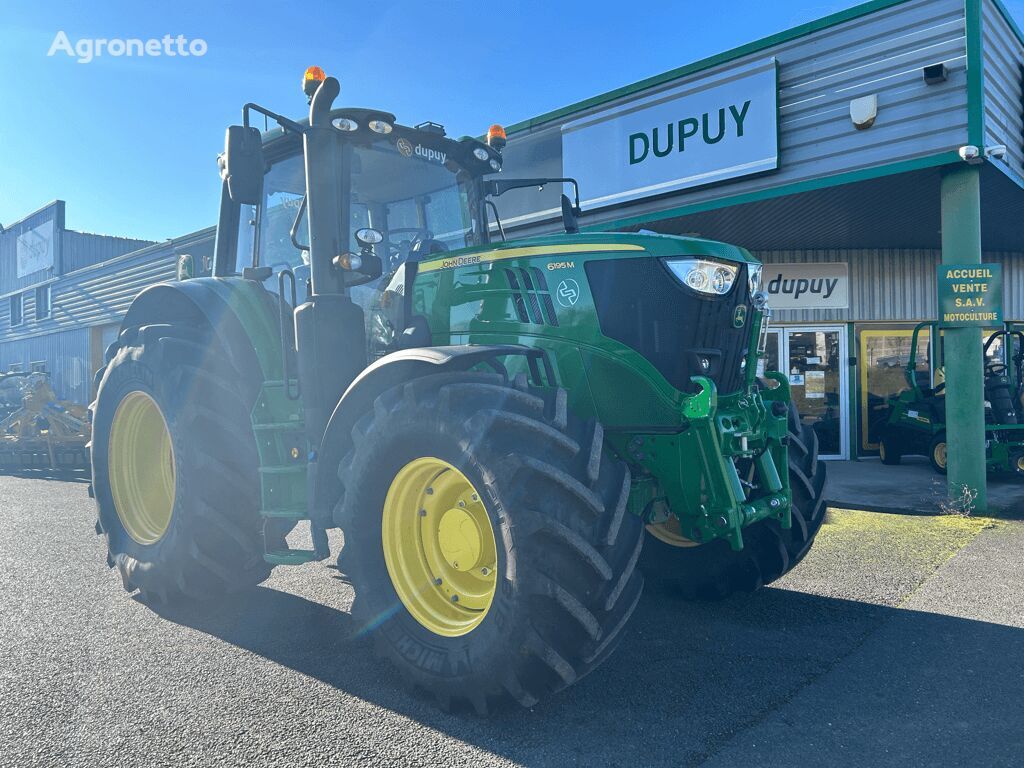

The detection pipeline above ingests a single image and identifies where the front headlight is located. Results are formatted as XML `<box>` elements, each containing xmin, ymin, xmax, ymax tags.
<box><xmin>664</xmin><ymin>259</ymin><xmax>738</xmax><ymax>296</ymax></box>
<box><xmin>747</xmin><ymin>263</ymin><xmax>763</xmax><ymax>294</ymax></box>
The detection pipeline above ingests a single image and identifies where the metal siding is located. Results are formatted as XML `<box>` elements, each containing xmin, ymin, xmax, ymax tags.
<box><xmin>497</xmin><ymin>0</ymin><xmax>968</xmax><ymax>232</ymax></box>
<box><xmin>61</xmin><ymin>230</ymin><xmax>154</xmax><ymax>274</ymax></box>
<box><xmin>757</xmin><ymin>248</ymin><xmax>1023</xmax><ymax>323</ymax></box>
<box><xmin>0</xmin><ymin>327</ymin><xmax>92</xmax><ymax>403</ymax></box>
<box><xmin>991</xmin><ymin>252</ymin><xmax>1024</xmax><ymax>319</ymax></box>
<box><xmin>982</xmin><ymin>0</ymin><xmax>1024</xmax><ymax>180</ymax></box>
<box><xmin>0</xmin><ymin>228</ymin><xmax>215</xmax><ymax>345</ymax></box>
<box><xmin>55</xmin><ymin>251</ymin><xmax>178</xmax><ymax>330</ymax></box>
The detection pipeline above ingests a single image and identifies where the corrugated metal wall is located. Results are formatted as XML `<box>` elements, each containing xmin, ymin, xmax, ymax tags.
<box><xmin>0</xmin><ymin>228</ymin><xmax>215</xmax><ymax>344</ymax></box>
<box><xmin>758</xmin><ymin>249</ymin><xmax>1023</xmax><ymax>323</ymax></box>
<box><xmin>982</xmin><ymin>0</ymin><xmax>1024</xmax><ymax>182</ymax></box>
<box><xmin>497</xmin><ymin>0</ymin><xmax>969</xmax><ymax>231</ymax></box>
<box><xmin>1</xmin><ymin>227</ymin><xmax>216</xmax><ymax>404</ymax></box>
<box><xmin>1</xmin><ymin>201</ymin><xmax>153</xmax><ymax>297</ymax></box>
<box><xmin>0</xmin><ymin>327</ymin><xmax>92</xmax><ymax>404</ymax></box>
<box><xmin>61</xmin><ymin>230</ymin><xmax>153</xmax><ymax>274</ymax></box>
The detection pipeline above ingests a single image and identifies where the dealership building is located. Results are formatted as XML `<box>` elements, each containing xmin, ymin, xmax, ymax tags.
<box><xmin>0</xmin><ymin>201</ymin><xmax>213</xmax><ymax>405</ymax></box>
<box><xmin>493</xmin><ymin>0</ymin><xmax>1023</xmax><ymax>494</ymax></box>
<box><xmin>1</xmin><ymin>0</ymin><xmax>1022</xmax><ymax>502</ymax></box>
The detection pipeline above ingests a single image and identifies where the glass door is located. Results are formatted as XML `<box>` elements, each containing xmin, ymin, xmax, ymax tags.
<box><xmin>760</xmin><ymin>326</ymin><xmax>848</xmax><ymax>458</ymax></box>
<box><xmin>784</xmin><ymin>327</ymin><xmax>848</xmax><ymax>459</ymax></box>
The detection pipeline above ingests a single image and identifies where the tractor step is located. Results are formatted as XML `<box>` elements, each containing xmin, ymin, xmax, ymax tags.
<box><xmin>259</xmin><ymin>507</ymin><xmax>309</xmax><ymax>520</ymax></box>
<box><xmin>257</xmin><ymin>465</ymin><xmax>306</xmax><ymax>476</ymax></box>
<box><xmin>264</xmin><ymin>549</ymin><xmax>320</xmax><ymax>565</ymax></box>
<box><xmin>252</xmin><ymin>421</ymin><xmax>306</xmax><ymax>431</ymax></box>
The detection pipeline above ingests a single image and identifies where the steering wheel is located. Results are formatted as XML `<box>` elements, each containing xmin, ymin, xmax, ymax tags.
<box><xmin>386</xmin><ymin>227</ymin><xmax>432</xmax><ymax>253</ymax></box>
<box><xmin>986</xmin><ymin>362</ymin><xmax>1008</xmax><ymax>378</ymax></box>
<box><xmin>373</xmin><ymin>227</ymin><xmax>428</xmax><ymax>270</ymax></box>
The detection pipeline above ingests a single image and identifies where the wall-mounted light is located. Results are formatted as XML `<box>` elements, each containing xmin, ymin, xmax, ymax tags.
<box><xmin>850</xmin><ymin>94</ymin><xmax>878</xmax><ymax>130</ymax></box>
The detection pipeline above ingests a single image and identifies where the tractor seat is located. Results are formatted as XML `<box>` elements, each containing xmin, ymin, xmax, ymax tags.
<box><xmin>986</xmin><ymin>379</ymin><xmax>1019</xmax><ymax>424</ymax></box>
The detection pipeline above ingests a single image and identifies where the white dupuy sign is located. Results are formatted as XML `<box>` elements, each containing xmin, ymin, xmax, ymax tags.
<box><xmin>16</xmin><ymin>219</ymin><xmax>55</xmax><ymax>278</ymax></box>
<box><xmin>561</xmin><ymin>58</ymin><xmax>779</xmax><ymax>209</ymax></box>
<box><xmin>763</xmin><ymin>263</ymin><xmax>850</xmax><ymax>310</ymax></box>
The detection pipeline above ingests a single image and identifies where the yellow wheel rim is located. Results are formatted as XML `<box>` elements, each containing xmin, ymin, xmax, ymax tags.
<box><xmin>1017</xmin><ymin>456</ymin><xmax>1024</xmax><ymax>472</ymax></box>
<box><xmin>108</xmin><ymin>391</ymin><xmax>176</xmax><ymax>546</ymax></box>
<box><xmin>646</xmin><ymin>516</ymin><xmax>700</xmax><ymax>548</ymax></box>
<box><xmin>382</xmin><ymin>457</ymin><xmax>497</xmax><ymax>637</ymax></box>
<box><xmin>934</xmin><ymin>441</ymin><xmax>948</xmax><ymax>470</ymax></box>
<box><xmin>878</xmin><ymin>442</ymin><xmax>887</xmax><ymax>462</ymax></box>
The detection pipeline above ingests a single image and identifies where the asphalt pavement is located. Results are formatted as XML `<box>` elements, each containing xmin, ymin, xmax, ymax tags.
<box><xmin>1</xmin><ymin>473</ymin><xmax>1022</xmax><ymax>767</ymax></box>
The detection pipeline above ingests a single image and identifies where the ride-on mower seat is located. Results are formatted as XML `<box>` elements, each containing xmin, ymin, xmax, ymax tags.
<box><xmin>986</xmin><ymin>379</ymin><xmax>1019</xmax><ymax>424</ymax></box>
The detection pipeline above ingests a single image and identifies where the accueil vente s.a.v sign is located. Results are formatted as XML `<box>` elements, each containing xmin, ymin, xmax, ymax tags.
<box><xmin>561</xmin><ymin>58</ymin><xmax>779</xmax><ymax>209</ymax></box>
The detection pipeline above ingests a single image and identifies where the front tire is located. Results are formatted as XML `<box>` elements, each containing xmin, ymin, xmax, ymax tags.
<box><xmin>335</xmin><ymin>372</ymin><xmax>644</xmax><ymax>714</ymax></box>
<box><xmin>879</xmin><ymin>430</ymin><xmax>902</xmax><ymax>465</ymax></box>
<box><xmin>641</xmin><ymin>403</ymin><xmax>827</xmax><ymax>599</ymax></box>
<box><xmin>929</xmin><ymin>431</ymin><xmax>948</xmax><ymax>475</ymax></box>
<box><xmin>91</xmin><ymin>324</ymin><xmax>272</xmax><ymax>602</ymax></box>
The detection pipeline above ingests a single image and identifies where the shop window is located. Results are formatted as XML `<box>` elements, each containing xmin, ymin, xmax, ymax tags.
<box><xmin>859</xmin><ymin>327</ymin><xmax>930</xmax><ymax>452</ymax></box>
<box><xmin>9</xmin><ymin>294</ymin><xmax>24</xmax><ymax>327</ymax></box>
<box><xmin>35</xmin><ymin>285</ymin><xmax>51</xmax><ymax>320</ymax></box>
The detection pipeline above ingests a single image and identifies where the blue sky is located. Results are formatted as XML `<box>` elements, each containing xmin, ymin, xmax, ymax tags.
<box><xmin>1</xmin><ymin>0</ymin><xmax>1022</xmax><ymax>241</ymax></box>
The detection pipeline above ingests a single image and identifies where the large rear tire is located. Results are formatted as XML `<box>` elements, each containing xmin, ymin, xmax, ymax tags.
<box><xmin>640</xmin><ymin>403</ymin><xmax>827</xmax><ymax>599</ymax></box>
<box><xmin>91</xmin><ymin>324</ymin><xmax>273</xmax><ymax>602</ymax></box>
<box><xmin>334</xmin><ymin>372</ymin><xmax>644</xmax><ymax>714</ymax></box>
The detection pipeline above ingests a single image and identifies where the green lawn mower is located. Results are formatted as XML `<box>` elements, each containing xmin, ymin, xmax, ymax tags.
<box><xmin>89</xmin><ymin>67</ymin><xmax>826</xmax><ymax>713</ymax></box>
<box><xmin>880</xmin><ymin>321</ymin><xmax>1024</xmax><ymax>475</ymax></box>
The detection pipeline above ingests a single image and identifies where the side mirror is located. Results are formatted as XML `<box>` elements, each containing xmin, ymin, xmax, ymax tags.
<box><xmin>220</xmin><ymin>125</ymin><xmax>264</xmax><ymax>205</ymax></box>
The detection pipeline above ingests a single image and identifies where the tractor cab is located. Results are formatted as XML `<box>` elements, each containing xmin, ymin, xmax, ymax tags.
<box><xmin>215</xmin><ymin>68</ymin><xmax>577</xmax><ymax>307</ymax></box>
<box><xmin>222</xmin><ymin>108</ymin><xmax>497</xmax><ymax>290</ymax></box>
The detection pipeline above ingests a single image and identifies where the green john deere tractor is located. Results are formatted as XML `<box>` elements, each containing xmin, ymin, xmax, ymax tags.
<box><xmin>90</xmin><ymin>68</ymin><xmax>826</xmax><ymax>713</ymax></box>
<box><xmin>879</xmin><ymin>321</ymin><xmax>1024</xmax><ymax>475</ymax></box>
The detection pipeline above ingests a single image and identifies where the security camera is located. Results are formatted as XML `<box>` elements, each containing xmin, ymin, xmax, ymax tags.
<box><xmin>958</xmin><ymin>145</ymin><xmax>981</xmax><ymax>163</ymax></box>
<box><xmin>985</xmin><ymin>144</ymin><xmax>1008</xmax><ymax>160</ymax></box>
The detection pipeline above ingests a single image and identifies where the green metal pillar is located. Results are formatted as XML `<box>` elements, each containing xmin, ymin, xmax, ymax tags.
<box><xmin>940</xmin><ymin>164</ymin><xmax>987</xmax><ymax>513</ymax></box>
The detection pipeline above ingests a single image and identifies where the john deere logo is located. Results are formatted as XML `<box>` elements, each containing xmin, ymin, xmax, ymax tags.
<box><xmin>733</xmin><ymin>305</ymin><xmax>747</xmax><ymax>328</ymax></box>
<box><xmin>397</xmin><ymin>138</ymin><xmax>413</xmax><ymax>157</ymax></box>
<box><xmin>556</xmin><ymin>279</ymin><xmax>580</xmax><ymax>307</ymax></box>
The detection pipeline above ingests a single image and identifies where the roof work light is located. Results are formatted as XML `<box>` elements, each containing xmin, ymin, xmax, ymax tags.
<box><xmin>303</xmin><ymin>66</ymin><xmax>327</xmax><ymax>102</ymax></box>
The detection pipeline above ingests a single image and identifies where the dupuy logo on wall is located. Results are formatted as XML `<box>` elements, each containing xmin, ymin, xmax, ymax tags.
<box><xmin>763</xmin><ymin>263</ymin><xmax>850</xmax><ymax>310</ymax></box>
<box><xmin>561</xmin><ymin>57</ymin><xmax>779</xmax><ymax>210</ymax></box>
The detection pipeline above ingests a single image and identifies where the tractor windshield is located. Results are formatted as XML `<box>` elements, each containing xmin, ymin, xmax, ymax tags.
<box><xmin>350</xmin><ymin>139</ymin><xmax>482</xmax><ymax>271</ymax></box>
<box><xmin>236</xmin><ymin>135</ymin><xmax>482</xmax><ymax>285</ymax></box>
